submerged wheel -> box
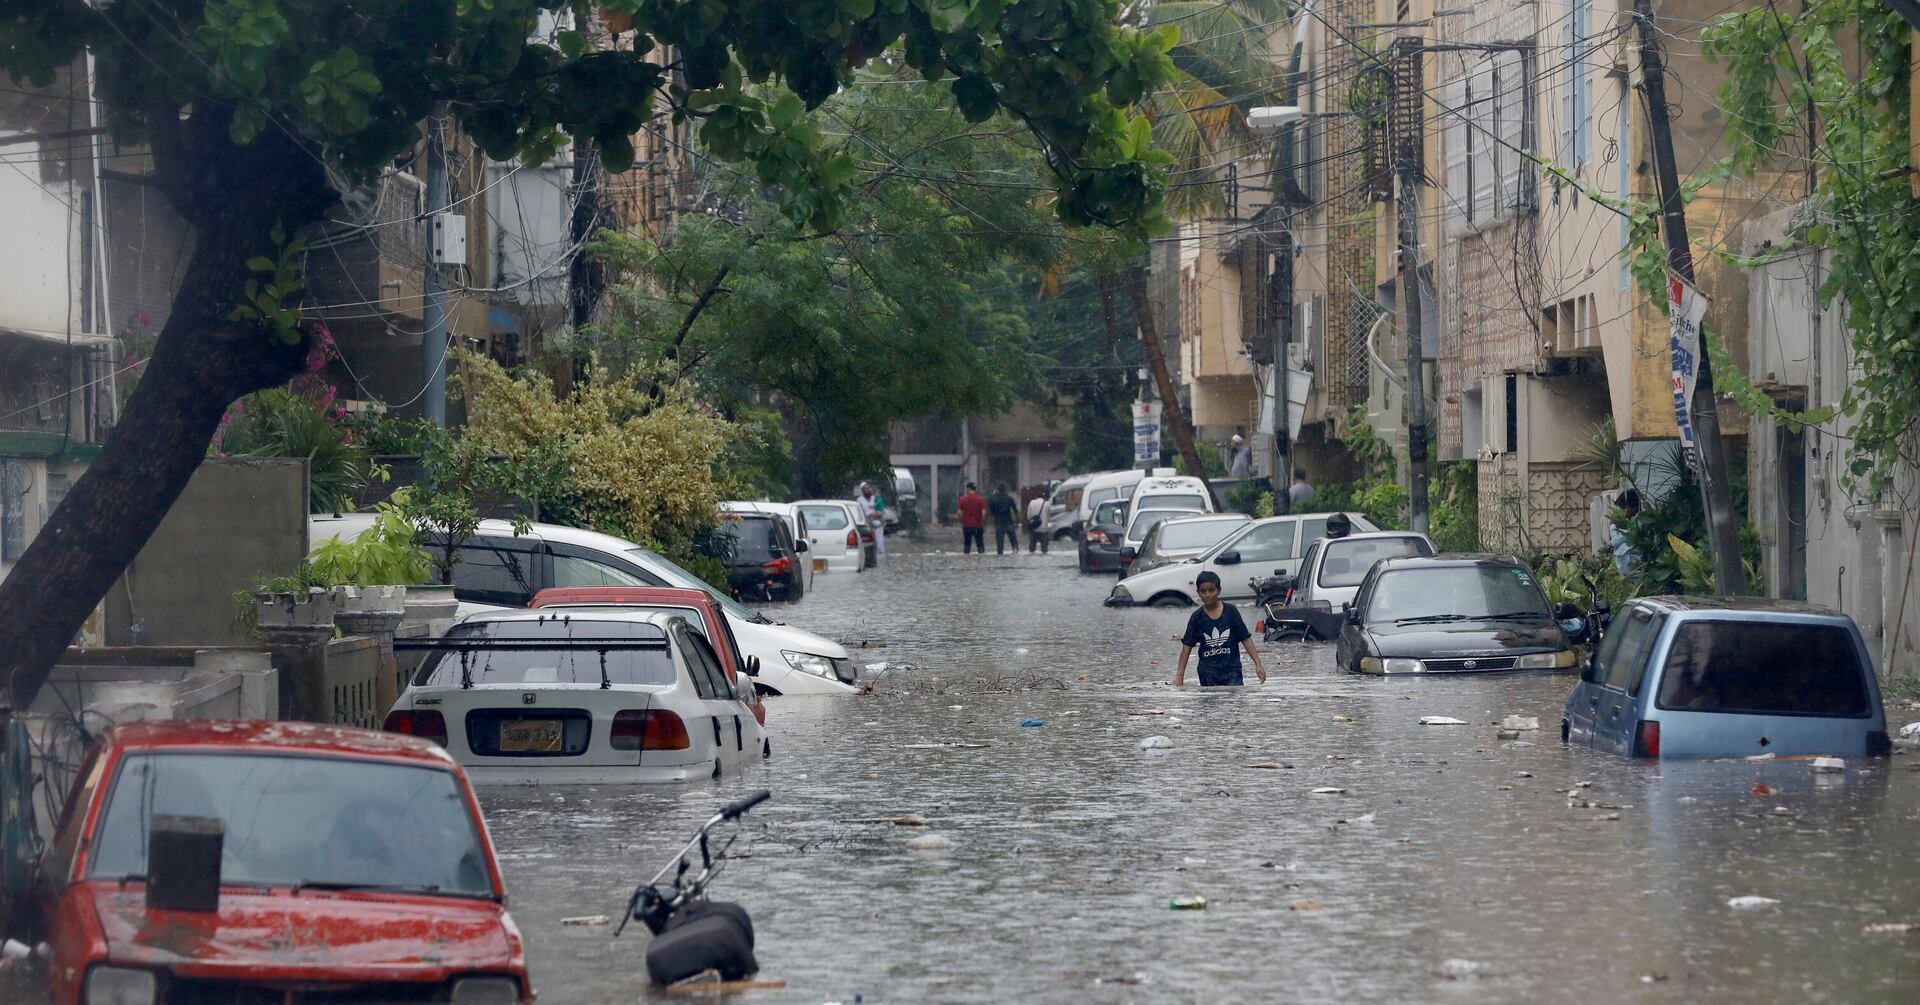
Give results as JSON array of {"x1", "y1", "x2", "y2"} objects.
[{"x1": 1149, "y1": 594, "x2": 1192, "y2": 609}]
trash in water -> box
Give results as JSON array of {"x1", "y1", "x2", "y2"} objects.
[
  {"x1": 1331, "y1": 715, "x2": 1353, "y2": 723},
  {"x1": 1139, "y1": 735, "x2": 1174, "y2": 750},
  {"x1": 1863, "y1": 922, "x2": 1920, "y2": 934},
  {"x1": 1419, "y1": 716, "x2": 1467, "y2": 726},
  {"x1": 1504, "y1": 740, "x2": 1535, "y2": 749},
  {"x1": 840, "y1": 815, "x2": 930, "y2": 826},
  {"x1": 1514, "y1": 771, "x2": 1534, "y2": 779},
  {"x1": 1496, "y1": 729, "x2": 1521, "y2": 740},
  {"x1": 1241, "y1": 761, "x2": 1293, "y2": 770},
  {"x1": 905, "y1": 833, "x2": 954, "y2": 853},
  {"x1": 1020, "y1": 719, "x2": 1044, "y2": 727},
  {"x1": 561, "y1": 915, "x2": 610, "y2": 926},
  {"x1": 1727, "y1": 895, "x2": 1780, "y2": 910},
  {"x1": 1130, "y1": 709, "x2": 1171, "y2": 716},
  {"x1": 1899, "y1": 721, "x2": 1920, "y2": 737},
  {"x1": 1169, "y1": 895, "x2": 1208, "y2": 910},
  {"x1": 1310, "y1": 787, "x2": 1347, "y2": 795},
  {"x1": 901, "y1": 742, "x2": 990, "y2": 750},
  {"x1": 1336, "y1": 813, "x2": 1376, "y2": 826},
  {"x1": 1750, "y1": 783, "x2": 1774, "y2": 798},
  {"x1": 679, "y1": 792, "x2": 715, "y2": 801},
  {"x1": 1289, "y1": 900, "x2": 1324, "y2": 911},
  {"x1": 948, "y1": 704, "x2": 964, "y2": 710},
  {"x1": 1810, "y1": 757, "x2": 1846, "y2": 773},
  {"x1": 1015, "y1": 647, "x2": 1030, "y2": 655},
  {"x1": 1063, "y1": 710, "x2": 1081, "y2": 717},
  {"x1": 1438, "y1": 959, "x2": 1493, "y2": 980},
  {"x1": 1095, "y1": 973, "x2": 1147, "y2": 986},
  {"x1": 1500, "y1": 715, "x2": 1541, "y2": 731},
  {"x1": 1182, "y1": 856, "x2": 1208, "y2": 866},
  {"x1": 1746, "y1": 752, "x2": 1776, "y2": 762}
]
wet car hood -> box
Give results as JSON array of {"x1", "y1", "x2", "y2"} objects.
[
  {"x1": 88, "y1": 883, "x2": 515, "y2": 980},
  {"x1": 1365, "y1": 619, "x2": 1568, "y2": 657}
]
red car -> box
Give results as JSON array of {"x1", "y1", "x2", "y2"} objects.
[
  {"x1": 38, "y1": 720, "x2": 529, "y2": 1004},
  {"x1": 529, "y1": 586, "x2": 768, "y2": 726}
]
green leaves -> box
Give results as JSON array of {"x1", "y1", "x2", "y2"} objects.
[
  {"x1": 227, "y1": 224, "x2": 308, "y2": 345},
  {"x1": 951, "y1": 73, "x2": 997, "y2": 122}
]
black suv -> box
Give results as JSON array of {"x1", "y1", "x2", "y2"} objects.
[{"x1": 718, "y1": 512, "x2": 808, "y2": 601}]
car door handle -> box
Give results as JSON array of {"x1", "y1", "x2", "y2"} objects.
[{"x1": 1609, "y1": 706, "x2": 1622, "y2": 716}]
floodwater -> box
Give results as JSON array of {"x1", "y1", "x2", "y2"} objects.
[{"x1": 490, "y1": 534, "x2": 1920, "y2": 1004}]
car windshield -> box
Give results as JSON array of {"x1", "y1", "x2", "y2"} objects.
[
  {"x1": 1094, "y1": 500, "x2": 1128, "y2": 525},
  {"x1": 90, "y1": 752, "x2": 493, "y2": 897},
  {"x1": 1126, "y1": 509, "x2": 1192, "y2": 541},
  {"x1": 1138, "y1": 493, "x2": 1205, "y2": 511},
  {"x1": 1655, "y1": 620, "x2": 1871, "y2": 717},
  {"x1": 1317, "y1": 537, "x2": 1435, "y2": 588},
  {"x1": 1365, "y1": 566, "x2": 1550, "y2": 622},
  {"x1": 798, "y1": 505, "x2": 849, "y2": 530},
  {"x1": 1087, "y1": 487, "x2": 1119, "y2": 510},
  {"x1": 1157, "y1": 518, "x2": 1245, "y2": 551},
  {"x1": 414, "y1": 619, "x2": 677, "y2": 687},
  {"x1": 625, "y1": 548, "x2": 770, "y2": 624}
]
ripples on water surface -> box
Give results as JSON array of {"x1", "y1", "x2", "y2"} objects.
[{"x1": 489, "y1": 540, "x2": 1920, "y2": 1003}]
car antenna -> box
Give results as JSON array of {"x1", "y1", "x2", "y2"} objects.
[
  {"x1": 459, "y1": 649, "x2": 472, "y2": 690},
  {"x1": 598, "y1": 648, "x2": 612, "y2": 690}
]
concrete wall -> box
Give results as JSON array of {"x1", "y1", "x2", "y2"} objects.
[{"x1": 105, "y1": 458, "x2": 309, "y2": 647}]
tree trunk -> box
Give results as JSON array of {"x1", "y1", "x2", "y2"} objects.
[
  {"x1": 0, "y1": 108, "x2": 333, "y2": 708},
  {"x1": 1128, "y1": 266, "x2": 1221, "y2": 510}
]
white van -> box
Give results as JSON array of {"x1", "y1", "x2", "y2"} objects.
[
  {"x1": 309, "y1": 515, "x2": 861, "y2": 696},
  {"x1": 1073, "y1": 468, "x2": 1174, "y2": 536},
  {"x1": 1131, "y1": 475, "x2": 1213, "y2": 514}
]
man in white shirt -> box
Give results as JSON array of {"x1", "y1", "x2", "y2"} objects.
[{"x1": 1025, "y1": 492, "x2": 1048, "y2": 554}]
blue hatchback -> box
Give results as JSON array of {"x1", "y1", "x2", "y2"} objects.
[{"x1": 1562, "y1": 597, "x2": 1890, "y2": 759}]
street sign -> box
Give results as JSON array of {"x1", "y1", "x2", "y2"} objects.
[
  {"x1": 1132, "y1": 401, "x2": 1162, "y2": 465},
  {"x1": 1667, "y1": 275, "x2": 1706, "y2": 457}
]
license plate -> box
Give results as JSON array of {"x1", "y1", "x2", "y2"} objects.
[
  {"x1": 499, "y1": 719, "x2": 563, "y2": 753},
  {"x1": 812, "y1": 558, "x2": 828, "y2": 573}
]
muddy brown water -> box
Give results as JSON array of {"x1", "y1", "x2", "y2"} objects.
[{"x1": 10, "y1": 533, "x2": 1920, "y2": 1002}]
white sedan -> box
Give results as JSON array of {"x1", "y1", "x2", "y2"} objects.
[
  {"x1": 386, "y1": 608, "x2": 769, "y2": 785},
  {"x1": 1105, "y1": 511, "x2": 1379, "y2": 608},
  {"x1": 795, "y1": 499, "x2": 867, "y2": 573}
]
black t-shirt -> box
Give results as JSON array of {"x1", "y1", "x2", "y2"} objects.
[
  {"x1": 988, "y1": 493, "x2": 1018, "y2": 525},
  {"x1": 1182, "y1": 604, "x2": 1252, "y2": 685}
]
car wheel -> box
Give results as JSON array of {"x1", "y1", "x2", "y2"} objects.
[
  {"x1": 763, "y1": 738, "x2": 772, "y2": 759},
  {"x1": 1149, "y1": 594, "x2": 1191, "y2": 609}
]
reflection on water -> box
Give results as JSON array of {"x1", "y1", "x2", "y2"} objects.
[{"x1": 486, "y1": 541, "x2": 1920, "y2": 1003}]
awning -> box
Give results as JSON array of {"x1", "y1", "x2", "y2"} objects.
[{"x1": 0, "y1": 326, "x2": 119, "y2": 348}]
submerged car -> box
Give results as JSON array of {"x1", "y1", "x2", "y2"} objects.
[
  {"x1": 1563, "y1": 597, "x2": 1889, "y2": 759},
  {"x1": 1106, "y1": 512, "x2": 1379, "y2": 607},
  {"x1": 1077, "y1": 498, "x2": 1131, "y2": 574},
  {"x1": 387, "y1": 608, "x2": 770, "y2": 784},
  {"x1": 718, "y1": 505, "x2": 811, "y2": 600},
  {"x1": 794, "y1": 499, "x2": 868, "y2": 573},
  {"x1": 1125, "y1": 512, "x2": 1252, "y2": 578},
  {"x1": 39, "y1": 721, "x2": 528, "y2": 1005},
  {"x1": 1115, "y1": 506, "x2": 1208, "y2": 576},
  {"x1": 1335, "y1": 555, "x2": 1580, "y2": 674},
  {"x1": 1267, "y1": 532, "x2": 1436, "y2": 639},
  {"x1": 530, "y1": 586, "x2": 768, "y2": 726}
]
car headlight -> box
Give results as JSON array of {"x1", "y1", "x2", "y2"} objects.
[
  {"x1": 450, "y1": 976, "x2": 522, "y2": 1004},
  {"x1": 1516, "y1": 650, "x2": 1578, "y2": 669},
  {"x1": 1109, "y1": 585, "x2": 1133, "y2": 601},
  {"x1": 1359, "y1": 657, "x2": 1424, "y2": 674},
  {"x1": 782, "y1": 651, "x2": 838, "y2": 680},
  {"x1": 85, "y1": 966, "x2": 156, "y2": 1005}
]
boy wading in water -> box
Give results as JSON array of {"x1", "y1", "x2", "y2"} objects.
[{"x1": 1173, "y1": 571, "x2": 1267, "y2": 687}]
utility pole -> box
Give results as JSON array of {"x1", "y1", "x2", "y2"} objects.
[
  {"x1": 1129, "y1": 265, "x2": 1223, "y2": 510},
  {"x1": 568, "y1": 137, "x2": 608, "y2": 336},
  {"x1": 1632, "y1": 0, "x2": 1746, "y2": 594},
  {"x1": 1391, "y1": 38, "x2": 1429, "y2": 534},
  {"x1": 421, "y1": 104, "x2": 449, "y2": 425}
]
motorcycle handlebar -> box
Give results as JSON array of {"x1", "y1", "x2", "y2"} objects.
[{"x1": 720, "y1": 789, "x2": 771, "y2": 821}]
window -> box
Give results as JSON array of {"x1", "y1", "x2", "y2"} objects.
[
  {"x1": 446, "y1": 536, "x2": 539, "y2": 607},
  {"x1": 677, "y1": 624, "x2": 733, "y2": 699},
  {"x1": 1159, "y1": 518, "x2": 1245, "y2": 551},
  {"x1": 1094, "y1": 500, "x2": 1129, "y2": 526},
  {"x1": 1228, "y1": 521, "x2": 1296, "y2": 562},
  {"x1": 1138, "y1": 494, "x2": 1206, "y2": 511},
  {"x1": 551, "y1": 553, "x2": 652, "y2": 588},
  {"x1": 90, "y1": 753, "x2": 492, "y2": 897},
  {"x1": 1126, "y1": 509, "x2": 1188, "y2": 542},
  {"x1": 414, "y1": 619, "x2": 677, "y2": 687},
  {"x1": 798, "y1": 505, "x2": 849, "y2": 531},
  {"x1": 1364, "y1": 565, "x2": 1551, "y2": 621},
  {"x1": 1444, "y1": 48, "x2": 1533, "y2": 232},
  {"x1": 1592, "y1": 606, "x2": 1660, "y2": 694},
  {"x1": 1655, "y1": 621, "x2": 1871, "y2": 717},
  {"x1": 1318, "y1": 537, "x2": 1437, "y2": 589},
  {"x1": 717, "y1": 515, "x2": 778, "y2": 563},
  {"x1": 1562, "y1": 0, "x2": 1592, "y2": 169}
]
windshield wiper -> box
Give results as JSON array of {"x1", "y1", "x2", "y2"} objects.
[
  {"x1": 1393, "y1": 614, "x2": 1473, "y2": 624},
  {"x1": 293, "y1": 879, "x2": 442, "y2": 895},
  {"x1": 1480, "y1": 610, "x2": 1550, "y2": 621}
]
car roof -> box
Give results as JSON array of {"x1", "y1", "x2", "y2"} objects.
[
  {"x1": 1327, "y1": 531, "x2": 1436, "y2": 544},
  {"x1": 530, "y1": 586, "x2": 714, "y2": 609},
  {"x1": 1626, "y1": 595, "x2": 1847, "y2": 617},
  {"x1": 794, "y1": 498, "x2": 857, "y2": 508},
  {"x1": 458, "y1": 607, "x2": 683, "y2": 632},
  {"x1": 102, "y1": 720, "x2": 456, "y2": 767},
  {"x1": 1085, "y1": 469, "x2": 1149, "y2": 490},
  {"x1": 722, "y1": 500, "x2": 795, "y2": 515}
]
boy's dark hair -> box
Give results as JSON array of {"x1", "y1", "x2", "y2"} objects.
[{"x1": 1195, "y1": 571, "x2": 1222, "y2": 590}]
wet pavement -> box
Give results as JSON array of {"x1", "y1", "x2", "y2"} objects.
[{"x1": 488, "y1": 532, "x2": 1920, "y2": 1003}]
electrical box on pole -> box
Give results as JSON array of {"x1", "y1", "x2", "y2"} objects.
[{"x1": 429, "y1": 212, "x2": 467, "y2": 266}]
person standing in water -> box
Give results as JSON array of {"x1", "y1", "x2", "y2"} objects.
[{"x1": 1171, "y1": 571, "x2": 1267, "y2": 687}]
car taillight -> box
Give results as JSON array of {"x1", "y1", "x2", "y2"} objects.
[
  {"x1": 1633, "y1": 720, "x2": 1661, "y2": 759},
  {"x1": 846, "y1": 529, "x2": 859, "y2": 547},
  {"x1": 762, "y1": 556, "x2": 793, "y2": 576},
  {"x1": 611, "y1": 709, "x2": 690, "y2": 751},
  {"x1": 384, "y1": 709, "x2": 447, "y2": 747},
  {"x1": 1086, "y1": 531, "x2": 1109, "y2": 544}
]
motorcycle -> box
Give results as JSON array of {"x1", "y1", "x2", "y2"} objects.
[{"x1": 616, "y1": 789, "x2": 771, "y2": 986}]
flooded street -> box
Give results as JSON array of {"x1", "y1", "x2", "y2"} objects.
[{"x1": 485, "y1": 536, "x2": 1920, "y2": 1003}]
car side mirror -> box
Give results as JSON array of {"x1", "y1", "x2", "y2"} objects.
[
  {"x1": 745, "y1": 655, "x2": 761, "y2": 677},
  {"x1": 794, "y1": 540, "x2": 809, "y2": 553},
  {"x1": 1217, "y1": 550, "x2": 1242, "y2": 566},
  {"x1": 1344, "y1": 603, "x2": 1360, "y2": 625},
  {"x1": 1120, "y1": 546, "x2": 1137, "y2": 560}
]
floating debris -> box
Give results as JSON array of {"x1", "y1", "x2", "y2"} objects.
[
  {"x1": 1727, "y1": 895, "x2": 1781, "y2": 910},
  {"x1": 1419, "y1": 716, "x2": 1467, "y2": 726}
]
